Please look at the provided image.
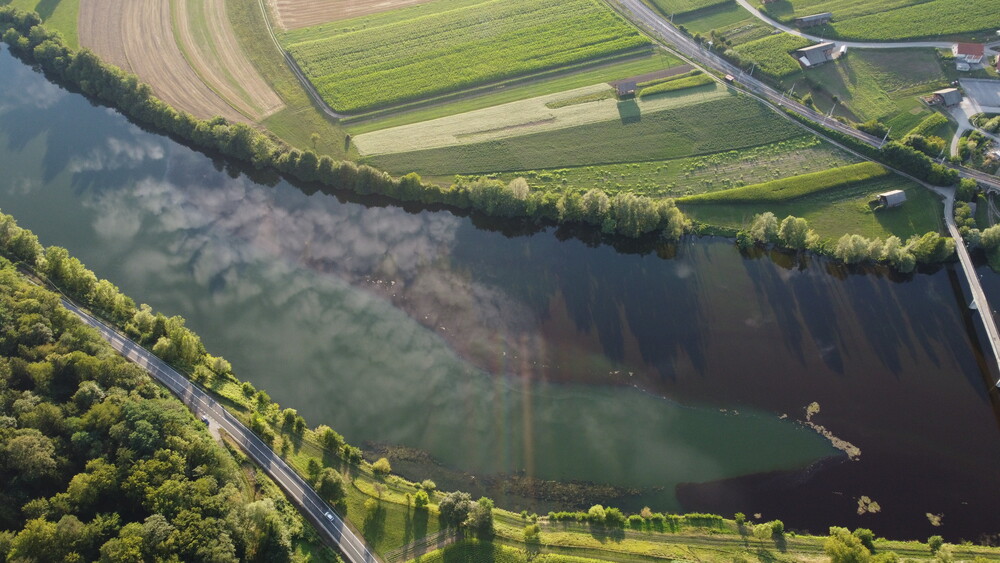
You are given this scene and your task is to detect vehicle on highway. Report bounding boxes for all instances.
[325,511,335,522]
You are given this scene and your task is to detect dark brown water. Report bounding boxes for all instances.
[1,47,999,542]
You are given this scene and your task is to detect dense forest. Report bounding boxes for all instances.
[0,257,330,562]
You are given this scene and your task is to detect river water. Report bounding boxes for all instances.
[2,48,999,542]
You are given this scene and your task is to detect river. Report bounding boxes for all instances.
[1,47,999,542]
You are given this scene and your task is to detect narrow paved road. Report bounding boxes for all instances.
[62,299,380,563]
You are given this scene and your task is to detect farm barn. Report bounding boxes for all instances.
[795,13,832,28]
[932,88,962,107]
[797,42,836,67]
[877,190,907,208]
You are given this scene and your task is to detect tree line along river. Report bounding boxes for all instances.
[1,47,999,542]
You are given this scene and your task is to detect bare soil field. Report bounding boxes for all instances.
[173,0,283,120]
[267,0,436,30]
[79,0,280,123]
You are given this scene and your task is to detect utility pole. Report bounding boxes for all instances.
[881,127,891,147]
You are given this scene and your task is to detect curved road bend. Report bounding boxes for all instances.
[730,0,1000,50]
[61,300,380,563]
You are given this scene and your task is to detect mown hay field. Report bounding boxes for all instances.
[364,95,804,175]
[678,162,889,203]
[354,82,729,156]
[762,0,1000,41]
[282,0,650,113]
[732,33,810,79]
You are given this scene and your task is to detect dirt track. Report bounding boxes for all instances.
[269,0,436,30]
[79,0,282,123]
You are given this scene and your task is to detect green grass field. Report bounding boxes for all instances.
[644,0,732,18]
[675,2,756,34]
[1,0,79,47]
[733,33,811,79]
[761,0,1000,41]
[484,136,860,197]
[681,175,943,240]
[365,94,803,175]
[282,0,649,113]
[801,49,949,135]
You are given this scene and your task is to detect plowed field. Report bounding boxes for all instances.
[79,0,282,122]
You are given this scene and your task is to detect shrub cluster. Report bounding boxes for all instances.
[736,212,953,272]
[0,7,690,241]
[638,73,714,98]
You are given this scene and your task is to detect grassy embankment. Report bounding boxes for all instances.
[0,0,78,47]
[681,173,942,240]
[412,519,1000,563]
[678,161,889,202]
[280,0,650,113]
[761,0,1000,41]
[226,0,352,158]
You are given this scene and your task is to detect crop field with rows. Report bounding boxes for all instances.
[639,73,714,97]
[364,95,804,175]
[283,0,650,113]
[645,0,732,18]
[762,0,1000,41]
[732,33,810,79]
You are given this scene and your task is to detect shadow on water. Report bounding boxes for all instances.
[947,264,1000,434]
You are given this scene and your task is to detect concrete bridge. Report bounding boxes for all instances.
[942,189,1000,387]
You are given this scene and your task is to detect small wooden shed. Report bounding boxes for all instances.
[616,81,637,99]
[877,190,907,208]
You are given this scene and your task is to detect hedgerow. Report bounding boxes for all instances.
[638,73,714,97]
[678,162,889,203]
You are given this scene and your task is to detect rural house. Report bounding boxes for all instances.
[932,88,962,107]
[795,12,832,28]
[877,190,907,208]
[797,42,836,67]
[953,43,985,64]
